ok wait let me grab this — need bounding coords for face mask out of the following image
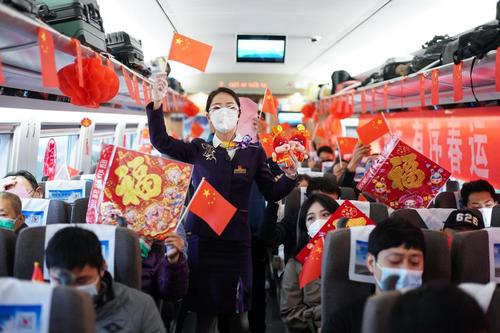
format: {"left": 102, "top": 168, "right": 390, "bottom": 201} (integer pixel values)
{"left": 375, "top": 261, "right": 423, "bottom": 291}
{"left": 139, "top": 238, "right": 152, "bottom": 260}
{"left": 210, "top": 107, "right": 239, "bottom": 134}
{"left": 0, "top": 217, "right": 15, "bottom": 231}
{"left": 307, "top": 219, "right": 328, "bottom": 238}
{"left": 75, "top": 277, "right": 99, "bottom": 297}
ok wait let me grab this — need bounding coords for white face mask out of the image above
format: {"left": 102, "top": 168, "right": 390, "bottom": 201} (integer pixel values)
{"left": 210, "top": 107, "right": 239, "bottom": 134}
{"left": 375, "top": 261, "right": 423, "bottom": 291}
{"left": 307, "top": 219, "right": 328, "bottom": 238}
{"left": 75, "top": 277, "right": 99, "bottom": 297}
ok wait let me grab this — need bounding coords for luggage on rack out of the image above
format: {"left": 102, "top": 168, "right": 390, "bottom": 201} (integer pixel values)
{"left": 452, "top": 22, "right": 500, "bottom": 64}
{"left": 36, "top": 0, "right": 106, "bottom": 52}
{"left": 382, "top": 56, "right": 414, "bottom": 80}
{"left": 168, "top": 77, "right": 184, "bottom": 94}
{"left": 411, "top": 35, "right": 455, "bottom": 72}
{"left": 1, "top": 0, "right": 38, "bottom": 17}
{"left": 331, "top": 70, "right": 354, "bottom": 94}
{"left": 106, "top": 31, "right": 151, "bottom": 77}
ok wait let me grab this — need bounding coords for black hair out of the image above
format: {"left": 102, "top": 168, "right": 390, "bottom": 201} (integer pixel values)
{"left": 316, "top": 145, "right": 334, "bottom": 156}
{"left": 306, "top": 177, "right": 341, "bottom": 198}
{"left": 389, "top": 283, "right": 489, "bottom": 333}
{"left": 460, "top": 179, "right": 496, "bottom": 206}
{"left": 205, "top": 87, "right": 241, "bottom": 113}
{"left": 4, "top": 170, "right": 39, "bottom": 191}
{"left": 368, "top": 217, "right": 426, "bottom": 259}
{"left": 46, "top": 227, "right": 104, "bottom": 272}
{"left": 0, "top": 191, "right": 22, "bottom": 215}
{"left": 294, "top": 193, "right": 340, "bottom": 256}
{"left": 297, "top": 174, "right": 312, "bottom": 184}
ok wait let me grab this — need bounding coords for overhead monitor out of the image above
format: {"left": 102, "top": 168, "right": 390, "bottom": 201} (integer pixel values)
{"left": 237, "top": 35, "right": 286, "bottom": 63}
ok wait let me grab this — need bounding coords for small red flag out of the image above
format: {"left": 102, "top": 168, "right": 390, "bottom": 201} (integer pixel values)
{"left": 383, "top": 83, "right": 388, "bottom": 110}
{"left": 188, "top": 179, "right": 237, "bottom": 236}
{"left": 356, "top": 113, "right": 390, "bottom": 145}
{"left": 121, "top": 67, "right": 137, "bottom": 100}
{"left": 361, "top": 91, "right": 367, "bottom": 114}
{"left": 258, "top": 133, "right": 274, "bottom": 157}
{"left": 37, "top": 28, "right": 59, "bottom": 88}
{"left": 67, "top": 165, "right": 80, "bottom": 178}
{"left": 168, "top": 32, "right": 213, "bottom": 72}
{"left": 132, "top": 74, "right": 142, "bottom": 106}
{"left": 299, "top": 237, "right": 324, "bottom": 289}
{"left": 191, "top": 121, "right": 204, "bottom": 138}
{"left": 371, "top": 88, "right": 376, "bottom": 112}
{"left": 431, "top": 69, "right": 440, "bottom": 105}
{"left": 337, "top": 137, "right": 358, "bottom": 158}
{"left": 453, "top": 62, "right": 464, "bottom": 102}
{"left": 419, "top": 74, "right": 426, "bottom": 107}
{"left": 262, "top": 88, "right": 278, "bottom": 115}
{"left": 0, "top": 56, "right": 4, "bottom": 84}
{"left": 32, "top": 262, "right": 44, "bottom": 282}
{"left": 496, "top": 47, "right": 500, "bottom": 92}
{"left": 73, "top": 39, "right": 83, "bottom": 88}
{"left": 143, "top": 80, "right": 152, "bottom": 105}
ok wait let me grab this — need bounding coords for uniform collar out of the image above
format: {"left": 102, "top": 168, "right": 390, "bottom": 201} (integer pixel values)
{"left": 212, "top": 133, "right": 243, "bottom": 148}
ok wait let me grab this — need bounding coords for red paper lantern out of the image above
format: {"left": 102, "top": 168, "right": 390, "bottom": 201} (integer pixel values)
{"left": 58, "top": 57, "right": 119, "bottom": 108}
{"left": 182, "top": 100, "right": 200, "bottom": 117}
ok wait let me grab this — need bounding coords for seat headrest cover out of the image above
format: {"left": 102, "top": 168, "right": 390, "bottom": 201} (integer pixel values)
{"left": 21, "top": 199, "right": 50, "bottom": 227}
{"left": 348, "top": 225, "right": 376, "bottom": 284}
{"left": 479, "top": 207, "right": 493, "bottom": 228}
{"left": 415, "top": 208, "right": 455, "bottom": 230}
{"left": 44, "top": 180, "right": 86, "bottom": 203}
{"left": 486, "top": 228, "right": 500, "bottom": 283}
{"left": 459, "top": 282, "right": 496, "bottom": 313}
{"left": 0, "top": 277, "right": 54, "bottom": 333}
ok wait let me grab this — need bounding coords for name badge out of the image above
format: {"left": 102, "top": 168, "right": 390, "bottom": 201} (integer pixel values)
{"left": 234, "top": 165, "right": 247, "bottom": 175}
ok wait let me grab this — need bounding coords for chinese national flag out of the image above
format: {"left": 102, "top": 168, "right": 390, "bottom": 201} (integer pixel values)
{"left": 168, "top": 32, "right": 213, "bottom": 72}
{"left": 296, "top": 200, "right": 375, "bottom": 263}
{"left": 258, "top": 133, "right": 274, "bottom": 157}
{"left": 337, "top": 137, "right": 358, "bottom": 158}
{"left": 191, "top": 121, "right": 204, "bottom": 138}
{"left": 67, "top": 165, "right": 80, "bottom": 178}
{"left": 262, "top": 88, "right": 278, "bottom": 115}
{"left": 188, "top": 179, "right": 237, "bottom": 236}
{"left": 299, "top": 237, "right": 324, "bottom": 289}
{"left": 37, "top": 28, "right": 59, "bottom": 88}
{"left": 32, "top": 262, "right": 44, "bottom": 282}
{"left": 356, "top": 113, "right": 390, "bottom": 145}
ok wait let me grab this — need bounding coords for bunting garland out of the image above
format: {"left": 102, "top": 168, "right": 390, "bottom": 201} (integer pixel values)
{"left": 383, "top": 83, "right": 388, "bottom": 110}
{"left": 0, "top": 56, "right": 4, "bottom": 85}
{"left": 361, "top": 90, "right": 367, "bottom": 114}
{"left": 37, "top": 28, "right": 59, "bottom": 88}
{"left": 419, "top": 74, "right": 426, "bottom": 107}
{"left": 453, "top": 62, "right": 464, "bottom": 102}
{"left": 431, "top": 69, "right": 439, "bottom": 105}
{"left": 371, "top": 88, "right": 376, "bottom": 113}
{"left": 73, "top": 39, "right": 83, "bottom": 88}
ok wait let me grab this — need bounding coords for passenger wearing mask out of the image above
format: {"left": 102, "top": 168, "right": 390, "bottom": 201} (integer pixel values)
{"left": 311, "top": 146, "right": 335, "bottom": 171}
{"left": 389, "top": 284, "right": 489, "bottom": 333}
{"left": 280, "top": 194, "right": 340, "bottom": 333}
{"left": 0, "top": 191, "right": 27, "bottom": 234}
{"left": 0, "top": 170, "right": 43, "bottom": 198}
{"left": 460, "top": 179, "right": 497, "bottom": 209}
{"left": 322, "top": 217, "right": 425, "bottom": 333}
{"left": 46, "top": 227, "right": 166, "bottom": 333}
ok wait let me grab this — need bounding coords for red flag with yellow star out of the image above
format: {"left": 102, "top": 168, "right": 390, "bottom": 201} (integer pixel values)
{"left": 188, "top": 179, "right": 237, "bottom": 235}
{"left": 37, "top": 28, "right": 59, "bottom": 88}
{"left": 168, "top": 32, "right": 213, "bottom": 72}
{"left": 299, "top": 237, "right": 324, "bottom": 288}
{"left": 337, "top": 137, "right": 358, "bottom": 158}
{"left": 258, "top": 133, "right": 274, "bottom": 157}
{"left": 356, "top": 113, "right": 390, "bottom": 145}
{"left": 262, "top": 88, "right": 278, "bottom": 115}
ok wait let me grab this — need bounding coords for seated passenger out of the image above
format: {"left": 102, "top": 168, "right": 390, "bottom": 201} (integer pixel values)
{"left": 389, "top": 284, "right": 489, "bottom": 333}
{"left": 0, "top": 170, "right": 43, "bottom": 198}
{"left": 306, "top": 177, "right": 341, "bottom": 200}
{"left": 317, "top": 145, "right": 335, "bottom": 162}
{"left": 442, "top": 209, "right": 484, "bottom": 238}
{"left": 338, "top": 143, "right": 371, "bottom": 197}
{"left": 46, "top": 227, "right": 166, "bottom": 333}
{"left": 322, "top": 217, "right": 425, "bottom": 333}
{"left": 297, "top": 174, "right": 312, "bottom": 188}
{"left": 0, "top": 191, "right": 27, "bottom": 234}
{"left": 461, "top": 179, "right": 497, "bottom": 209}
{"left": 280, "top": 194, "right": 340, "bottom": 333}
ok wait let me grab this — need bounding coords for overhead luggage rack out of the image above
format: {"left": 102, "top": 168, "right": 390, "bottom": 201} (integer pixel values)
{"left": 0, "top": 4, "right": 179, "bottom": 113}
{"left": 323, "top": 50, "right": 500, "bottom": 113}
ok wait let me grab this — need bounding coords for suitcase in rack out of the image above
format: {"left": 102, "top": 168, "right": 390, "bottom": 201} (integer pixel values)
{"left": 411, "top": 35, "right": 455, "bottom": 72}
{"left": 106, "top": 31, "right": 151, "bottom": 77}
{"left": 36, "top": 0, "right": 106, "bottom": 52}
{"left": 1, "top": 0, "right": 38, "bottom": 17}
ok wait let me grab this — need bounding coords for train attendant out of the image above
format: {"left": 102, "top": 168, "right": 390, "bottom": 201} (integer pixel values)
{"left": 146, "top": 74, "right": 298, "bottom": 333}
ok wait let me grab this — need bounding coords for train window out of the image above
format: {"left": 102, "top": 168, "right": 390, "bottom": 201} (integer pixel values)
{"left": 36, "top": 135, "right": 78, "bottom": 180}
{"left": 0, "top": 134, "right": 12, "bottom": 177}
{"left": 91, "top": 136, "right": 114, "bottom": 166}
{"left": 124, "top": 132, "right": 137, "bottom": 149}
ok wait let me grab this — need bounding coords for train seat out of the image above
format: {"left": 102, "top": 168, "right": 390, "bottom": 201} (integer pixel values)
{"left": 0, "top": 229, "right": 16, "bottom": 277}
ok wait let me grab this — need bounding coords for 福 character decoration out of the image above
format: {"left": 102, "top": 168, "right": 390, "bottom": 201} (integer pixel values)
{"left": 271, "top": 125, "right": 294, "bottom": 168}
{"left": 289, "top": 124, "right": 309, "bottom": 162}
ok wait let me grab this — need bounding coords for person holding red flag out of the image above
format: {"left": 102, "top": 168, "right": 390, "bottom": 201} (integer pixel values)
{"left": 147, "top": 74, "right": 298, "bottom": 332}
{"left": 280, "top": 194, "right": 339, "bottom": 333}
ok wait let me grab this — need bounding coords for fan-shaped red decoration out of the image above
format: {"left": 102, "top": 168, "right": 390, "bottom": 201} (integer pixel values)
{"left": 301, "top": 103, "right": 316, "bottom": 120}
{"left": 182, "top": 100, "right": 200, "bottom": 117}
{"left": 58, "top": 57, "right": 119, "bottom": 108}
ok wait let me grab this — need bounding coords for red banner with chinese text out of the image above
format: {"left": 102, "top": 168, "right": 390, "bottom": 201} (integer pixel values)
{"left": 359, "top": 107, "right": 500, "bottom": 189}
{"left": 86, "top": 145, "right": 194, "bottom": 240}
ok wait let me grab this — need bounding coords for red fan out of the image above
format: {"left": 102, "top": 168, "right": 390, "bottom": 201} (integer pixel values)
{"left": 58, "top": 57, "right": 119, "bottom": 108}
